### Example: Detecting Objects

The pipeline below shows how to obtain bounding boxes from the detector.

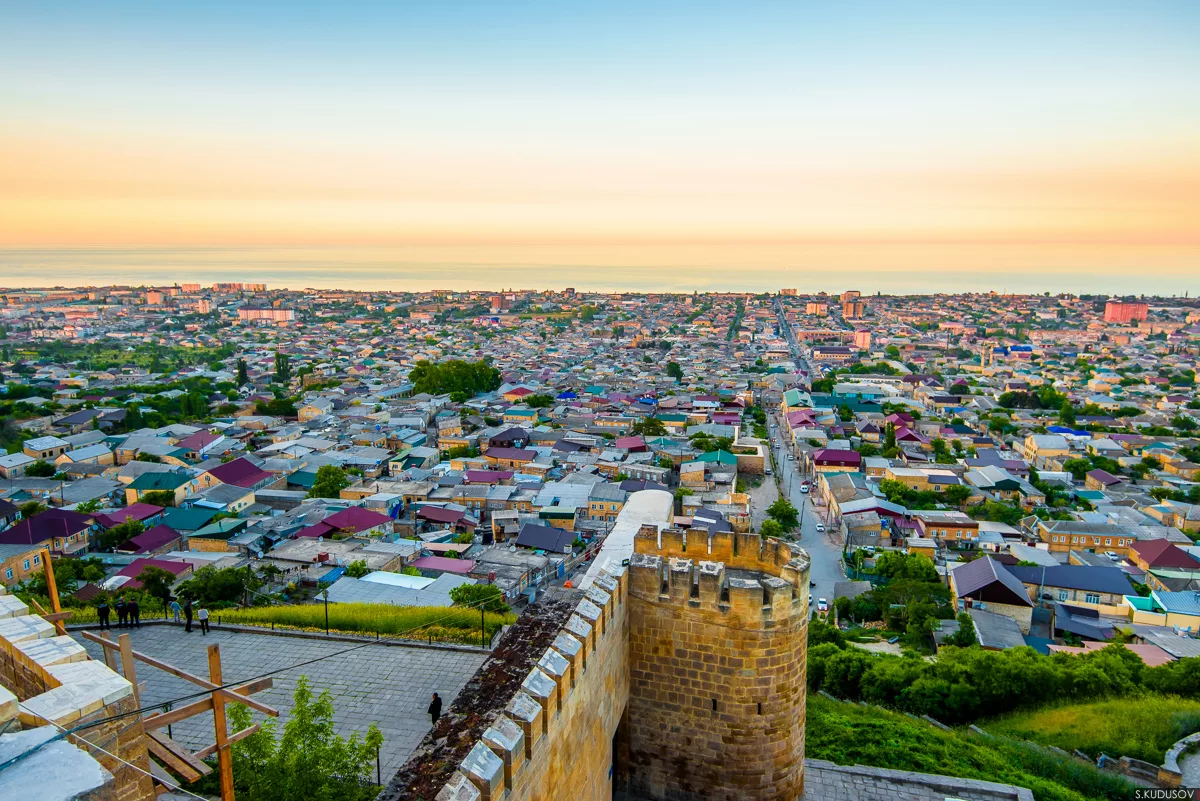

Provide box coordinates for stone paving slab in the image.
[73,625,488,779]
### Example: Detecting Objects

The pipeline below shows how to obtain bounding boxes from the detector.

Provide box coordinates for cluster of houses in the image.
[0,287,1197,639]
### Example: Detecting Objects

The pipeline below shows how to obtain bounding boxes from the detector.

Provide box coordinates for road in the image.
[766,297,846,603]
[765,414,846,603]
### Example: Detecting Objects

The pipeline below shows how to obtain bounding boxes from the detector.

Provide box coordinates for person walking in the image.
[428,692,442,726]
[169,598,182,624]
[96,599,110,630]
[183,599,194,633]
[197,605,209,635]
[115,596,127,629]
[129,597,140,628]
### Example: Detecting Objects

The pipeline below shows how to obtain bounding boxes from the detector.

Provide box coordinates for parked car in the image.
[800,485,809,494]
[764,466,772,476]
[817,598,829,612]
[1104,551,1120,561]
[815,524,826,533]
[788,454,795,461]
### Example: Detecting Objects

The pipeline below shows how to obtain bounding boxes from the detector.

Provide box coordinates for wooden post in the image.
[39,548,66,635]
[208,643,235,801]
[117,633,140,708]
[99,631,118,671]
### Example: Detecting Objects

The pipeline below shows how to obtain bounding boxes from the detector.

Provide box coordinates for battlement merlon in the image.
[628,548,811,624]
[634,525,811,575]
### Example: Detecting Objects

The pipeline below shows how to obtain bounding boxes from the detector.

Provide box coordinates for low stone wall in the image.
[0,591,155,801]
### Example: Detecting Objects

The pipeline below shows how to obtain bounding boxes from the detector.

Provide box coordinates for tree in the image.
[176,564,259,604]
[524,394,555,408]
[445,445,480,460]
[766,498,799,532]
[666,361,684,382]
[631,417,667,437]
[448,583,510,614]
[100,517,145,551]
[1058,401,1077,426]
[408,359,502,397]
[760,519,785,538]
[857,442,880,458]
[136,566,177,615]
[236,357,249,386]
[344,560,370,579]
[308,465,350,499]
[1062,458,1091,481]
[948,383,970,396]
[25,460,56,478]
[140,490,176,508]
[273,351,291,383]
[218,676,384,801]
[945,611,978,647]
[884,423,897,452]
[942,484,972,508]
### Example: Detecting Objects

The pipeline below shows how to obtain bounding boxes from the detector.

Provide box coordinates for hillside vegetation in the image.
[807,694,1138,801]
[985,695,1200,764]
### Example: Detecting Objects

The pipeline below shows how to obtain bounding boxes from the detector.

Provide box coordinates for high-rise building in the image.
[1103,299,1148,323]
[237,307,294,322]
[842,300,865,318]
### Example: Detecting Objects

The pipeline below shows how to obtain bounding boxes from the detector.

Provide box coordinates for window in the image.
[32,555,40,565]
[1085,593,1101,605]
[22,560,30,571]
[1058,590,1069,601]
[1105,538,1111,546]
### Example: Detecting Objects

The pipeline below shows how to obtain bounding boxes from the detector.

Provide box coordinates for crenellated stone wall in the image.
[626,526,810,801]
[425,508,813,801]
[434,565,632,801]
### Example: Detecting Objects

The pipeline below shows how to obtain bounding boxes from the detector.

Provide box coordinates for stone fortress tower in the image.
[626,525,811,801]
[416,490,815,801]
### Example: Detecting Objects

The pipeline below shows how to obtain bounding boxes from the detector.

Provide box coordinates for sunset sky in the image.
[1,2,1198,292]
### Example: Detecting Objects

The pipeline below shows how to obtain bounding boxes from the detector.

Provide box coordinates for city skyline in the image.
[2,2,1199,293]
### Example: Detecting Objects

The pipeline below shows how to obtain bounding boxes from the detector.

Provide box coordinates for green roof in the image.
[191,519,248,540]
[657,413,688,423]
[782,388,806,407]
[129,472,191,491]
[288,470,317,488]
[697,449,738,465]
[160,507,218,532]
[505,407,538,416]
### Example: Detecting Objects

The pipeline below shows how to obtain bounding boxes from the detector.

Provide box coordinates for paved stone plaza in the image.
[73,625,488,779]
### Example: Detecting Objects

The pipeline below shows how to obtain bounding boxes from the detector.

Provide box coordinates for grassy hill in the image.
[984,695,1200,764]
[806,694,1138,801]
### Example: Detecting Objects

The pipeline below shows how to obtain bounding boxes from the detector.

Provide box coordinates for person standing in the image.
[115,596,127,629]
[183,599,194,633]
[169,598,182,624]
[428,692,442,726]
[197,605,209,635]
[96,599,110,630]
[129,597,140,628]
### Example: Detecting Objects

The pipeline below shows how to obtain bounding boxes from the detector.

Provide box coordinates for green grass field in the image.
[984,695,1200,764]
[212,602,516,646]
[807,695,1138,801]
